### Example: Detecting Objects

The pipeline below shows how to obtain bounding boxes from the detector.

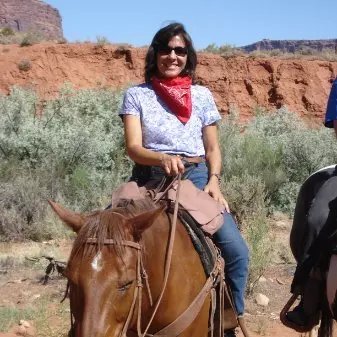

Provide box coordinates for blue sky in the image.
[45,0,336,49]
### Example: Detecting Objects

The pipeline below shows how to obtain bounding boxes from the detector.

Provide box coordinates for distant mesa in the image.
[241,38,337,53]
[0,0,63,40]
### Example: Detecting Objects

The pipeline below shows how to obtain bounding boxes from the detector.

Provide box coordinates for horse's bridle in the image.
[67,237,152,337]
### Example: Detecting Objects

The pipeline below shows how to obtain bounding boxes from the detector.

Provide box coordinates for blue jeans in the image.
[131,162,250,316]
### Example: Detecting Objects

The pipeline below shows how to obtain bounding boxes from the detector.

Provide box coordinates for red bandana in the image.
[152,76,192,123]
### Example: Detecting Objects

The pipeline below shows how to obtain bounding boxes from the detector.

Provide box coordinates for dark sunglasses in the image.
[156,45,188,56]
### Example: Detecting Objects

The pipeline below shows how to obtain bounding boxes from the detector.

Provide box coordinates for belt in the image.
[179,156,205,164]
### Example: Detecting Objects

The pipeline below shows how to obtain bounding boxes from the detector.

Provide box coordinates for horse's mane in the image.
[70,197,162,260]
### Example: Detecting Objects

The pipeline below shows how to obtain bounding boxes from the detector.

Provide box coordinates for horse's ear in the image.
[48,200,85,233]
[130,204,167,241]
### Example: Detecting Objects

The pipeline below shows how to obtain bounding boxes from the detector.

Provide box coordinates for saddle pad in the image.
[179,210,215,276]
[111,180,225,235]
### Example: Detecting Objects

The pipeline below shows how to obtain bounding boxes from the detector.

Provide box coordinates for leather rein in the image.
[68,174,225,337]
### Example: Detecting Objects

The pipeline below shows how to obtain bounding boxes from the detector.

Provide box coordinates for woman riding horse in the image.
[120,22,250,337]
[49,22,250,337]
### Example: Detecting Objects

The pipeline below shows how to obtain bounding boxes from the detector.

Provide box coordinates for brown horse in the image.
[49,197,213,337]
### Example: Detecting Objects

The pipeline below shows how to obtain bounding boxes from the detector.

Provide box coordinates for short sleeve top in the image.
[325,78,337,128]
[120,83,221,157]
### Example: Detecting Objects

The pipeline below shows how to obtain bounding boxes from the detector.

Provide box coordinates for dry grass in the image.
[0,31,43,45]
[0,241,69,269]
[200,44,337,61]
[254,316,269,335]
[0,297,69,335]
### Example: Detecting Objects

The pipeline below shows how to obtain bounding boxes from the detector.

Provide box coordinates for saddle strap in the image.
[139,174,182,337]
[150,258,223,337]
[152,276,213,336]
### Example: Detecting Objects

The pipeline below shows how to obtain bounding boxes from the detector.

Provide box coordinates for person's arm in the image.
[202,123,230,212]
[123,115,184,176]
[324,78,337,137]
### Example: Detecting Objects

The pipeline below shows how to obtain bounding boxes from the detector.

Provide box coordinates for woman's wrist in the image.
[159,153,169,167]
[209,173,221,182]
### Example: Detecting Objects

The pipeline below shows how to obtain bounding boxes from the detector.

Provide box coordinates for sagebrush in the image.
[0,85,131,241]
[1,87,336,288]
[1,87,336,230]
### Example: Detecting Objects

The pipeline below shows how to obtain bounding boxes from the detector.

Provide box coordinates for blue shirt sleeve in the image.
[324,78,337,128]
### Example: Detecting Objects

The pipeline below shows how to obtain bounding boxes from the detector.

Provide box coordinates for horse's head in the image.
[49,200,166,337]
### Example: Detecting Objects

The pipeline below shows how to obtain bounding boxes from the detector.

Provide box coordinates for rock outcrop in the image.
[241,39,337,53]
[0,43,337,124]
[0,0,63,39]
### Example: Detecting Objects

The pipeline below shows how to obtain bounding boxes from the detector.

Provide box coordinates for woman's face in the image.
[156,35,188,79]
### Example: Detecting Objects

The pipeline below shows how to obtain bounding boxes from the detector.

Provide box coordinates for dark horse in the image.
[49,197,218,337]
[281,165,337,337]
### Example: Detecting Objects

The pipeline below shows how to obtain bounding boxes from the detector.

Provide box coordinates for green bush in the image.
[1,87,336,244]
[201,43,243,57]
[20,31,42,47]
[219,107,337,216]
[245,210,273,294]
[0,85,131,241]
[17,60,32,71]
[0,27,15,36]
[96,35,109,45]
[0,173,63,241]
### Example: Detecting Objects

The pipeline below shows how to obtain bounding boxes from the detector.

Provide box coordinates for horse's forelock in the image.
[69,197,161,260]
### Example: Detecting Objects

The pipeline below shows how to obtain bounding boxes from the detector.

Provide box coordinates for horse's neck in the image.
[141,212,173,286]
[139,212,207,329]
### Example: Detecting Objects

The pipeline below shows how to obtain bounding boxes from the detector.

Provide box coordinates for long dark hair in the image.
[144,22,197,83]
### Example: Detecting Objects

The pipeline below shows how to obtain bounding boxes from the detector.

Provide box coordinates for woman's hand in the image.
[160,154,185,176]
[204,178,230,213]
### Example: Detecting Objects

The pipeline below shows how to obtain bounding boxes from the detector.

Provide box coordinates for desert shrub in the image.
[247,48,337,62]
[0,173,64,241]
[0,31,23,44]
[0,27,15,36]
[245,210,273,294]
[297,46,315,55]
[17,59,32,71]
[216,106,337,287]
[2,86,336,246]
[282,128,334,181]
[20,31,42,47]
[221,174,266,224]
[219,106,337,216]
[260,110,337,213]
[201,43,220,53]
[226,179,273,294]
[96,35,109,45]
[219,114,286,214]
[200,43,243,57]
[0,85,131,241]
[248,106,305,136]
[57,38,67,44]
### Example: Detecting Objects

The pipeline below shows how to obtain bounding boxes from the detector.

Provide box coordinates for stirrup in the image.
[280,293,317,333]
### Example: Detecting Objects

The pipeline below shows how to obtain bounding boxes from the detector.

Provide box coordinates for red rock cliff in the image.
[1,43,337,124]
[0,0,63,39]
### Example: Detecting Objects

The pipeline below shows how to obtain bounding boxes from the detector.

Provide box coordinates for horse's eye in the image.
[118,280,134,291]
